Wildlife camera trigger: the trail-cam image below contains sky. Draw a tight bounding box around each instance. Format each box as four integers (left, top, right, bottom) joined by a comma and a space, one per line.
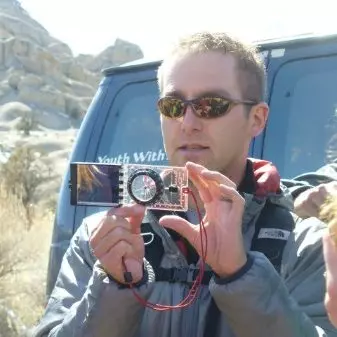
20, 0, 337, 59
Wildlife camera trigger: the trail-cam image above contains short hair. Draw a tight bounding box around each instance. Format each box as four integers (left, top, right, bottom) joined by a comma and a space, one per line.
157, 31, 266, 102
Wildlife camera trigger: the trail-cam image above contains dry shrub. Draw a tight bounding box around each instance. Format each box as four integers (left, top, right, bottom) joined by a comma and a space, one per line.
0, 185, 27, 283
0, 184, 54, 334
1, 145, 47, 230
15, 113, 38, 136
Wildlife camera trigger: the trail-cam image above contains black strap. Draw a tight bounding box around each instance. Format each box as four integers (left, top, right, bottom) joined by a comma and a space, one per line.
142, 210, 199, 271
250, 201, 296, 273
142, 222, 164, 271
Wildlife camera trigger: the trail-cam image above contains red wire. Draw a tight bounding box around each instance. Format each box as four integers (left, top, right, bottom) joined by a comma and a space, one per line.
122, 188, 208, 311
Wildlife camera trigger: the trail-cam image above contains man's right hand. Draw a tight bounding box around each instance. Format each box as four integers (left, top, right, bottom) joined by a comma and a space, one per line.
294, 181, 337, 219
89, 204, 146, 284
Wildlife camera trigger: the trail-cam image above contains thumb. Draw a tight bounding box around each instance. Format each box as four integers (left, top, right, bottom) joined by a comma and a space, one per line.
159, 215, 198, 246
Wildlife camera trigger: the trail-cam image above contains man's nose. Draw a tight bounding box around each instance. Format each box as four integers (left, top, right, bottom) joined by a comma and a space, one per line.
181, 105, 202, 134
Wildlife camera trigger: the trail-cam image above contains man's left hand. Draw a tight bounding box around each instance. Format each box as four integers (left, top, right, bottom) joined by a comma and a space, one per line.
159, 161, 247, 278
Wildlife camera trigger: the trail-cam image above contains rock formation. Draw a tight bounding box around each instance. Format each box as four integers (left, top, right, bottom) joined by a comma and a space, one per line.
0, 0, 144, 131
0, 0, 144, 206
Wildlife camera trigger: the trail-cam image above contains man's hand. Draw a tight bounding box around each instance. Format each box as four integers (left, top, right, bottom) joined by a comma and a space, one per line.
294, 181, 337, 219
89, 204, 146, 284
160, 162, 247, 278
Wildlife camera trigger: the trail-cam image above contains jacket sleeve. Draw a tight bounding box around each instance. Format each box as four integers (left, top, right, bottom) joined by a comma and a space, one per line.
33, 216, 154, 337
282, 162, 337, 199
209, 217, 337, 337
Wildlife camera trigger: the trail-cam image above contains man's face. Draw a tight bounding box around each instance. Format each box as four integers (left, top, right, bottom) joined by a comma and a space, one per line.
160, 51, 268, 175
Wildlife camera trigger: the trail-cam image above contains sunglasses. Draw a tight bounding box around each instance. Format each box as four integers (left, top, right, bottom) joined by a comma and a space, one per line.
157, 96, 257, 119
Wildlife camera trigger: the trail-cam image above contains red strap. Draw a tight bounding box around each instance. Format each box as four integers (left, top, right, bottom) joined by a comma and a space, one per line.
176, 239, 188, 257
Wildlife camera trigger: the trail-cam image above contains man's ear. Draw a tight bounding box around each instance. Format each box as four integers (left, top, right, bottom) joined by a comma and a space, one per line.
249, 102, 269, 137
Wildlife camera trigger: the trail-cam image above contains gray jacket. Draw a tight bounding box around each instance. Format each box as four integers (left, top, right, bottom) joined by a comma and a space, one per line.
283, 162, 337, 199
33, 186, 337, 337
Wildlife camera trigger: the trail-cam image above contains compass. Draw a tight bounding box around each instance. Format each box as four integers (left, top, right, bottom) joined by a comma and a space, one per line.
126, 168, 165, 206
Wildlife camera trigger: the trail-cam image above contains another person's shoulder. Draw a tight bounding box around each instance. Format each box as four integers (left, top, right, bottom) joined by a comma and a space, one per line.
276, 215, 326, 290
293, 215, 326, 246
316, 161, 337, 180
284, 215, 326, 268
266, 187, 326, 261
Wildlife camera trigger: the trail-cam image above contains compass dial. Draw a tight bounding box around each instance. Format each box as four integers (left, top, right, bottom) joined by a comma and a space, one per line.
127, 168, 164, 206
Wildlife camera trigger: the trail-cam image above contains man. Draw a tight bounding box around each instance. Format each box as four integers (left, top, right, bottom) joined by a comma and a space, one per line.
33, 31, 336, 336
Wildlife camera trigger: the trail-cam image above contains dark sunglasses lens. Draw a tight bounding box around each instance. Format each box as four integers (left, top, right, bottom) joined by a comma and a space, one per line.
158, 98, 184, 118
194, 98, 231, 118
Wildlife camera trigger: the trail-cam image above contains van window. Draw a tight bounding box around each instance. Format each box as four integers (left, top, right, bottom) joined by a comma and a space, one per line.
263, 56, 337, 178
96, 80, 168, 166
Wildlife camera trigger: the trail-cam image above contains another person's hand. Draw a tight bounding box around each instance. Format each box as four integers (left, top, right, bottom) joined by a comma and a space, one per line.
321, 196, 337, 327
160, 162, 247, 278
294, 181, 337, 219
323, 231, 337, 328
89, 204, 146, 284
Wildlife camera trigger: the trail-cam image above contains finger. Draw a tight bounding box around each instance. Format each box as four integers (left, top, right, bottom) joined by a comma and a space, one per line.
294, 191, 319, 218
306, 201, 320, 218
311, 194, 327, 214
186, 162, 209, 187
92, 226, 137, 259
199, 170, 232, 200
200, 170, 236, 189
205, 178, 223, 200
89, 215, 132, 248
108, 203, 146, 218
188, 170, 212, 203
91, 204, 143, 235
100, 240, 133, 278
186, 161, 207, 172
186, 162, 213, 202
314, 185, 329, 204
93, 204, 145, 240
101, 239, 144, 284
159, 215, 199, 250
125, 207, 146, 235
218, 184, 245, 211
298, 188, 321, 217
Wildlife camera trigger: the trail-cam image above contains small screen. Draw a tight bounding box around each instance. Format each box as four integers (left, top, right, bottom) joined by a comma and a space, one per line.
76, 164, 121, 206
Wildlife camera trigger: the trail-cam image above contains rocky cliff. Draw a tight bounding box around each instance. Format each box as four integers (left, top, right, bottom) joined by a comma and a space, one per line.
0, 0, 143, 131
0, 0, 144, 206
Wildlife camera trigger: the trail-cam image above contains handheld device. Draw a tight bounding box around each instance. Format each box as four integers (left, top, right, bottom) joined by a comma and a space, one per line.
69, 162, 189, 211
